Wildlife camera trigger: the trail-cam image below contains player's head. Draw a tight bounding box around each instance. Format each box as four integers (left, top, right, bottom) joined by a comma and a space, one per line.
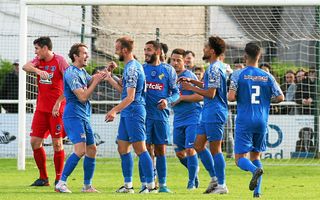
144, 40, 161, 64
68, 43, 89, 67
115, 36, 134, 62
160, 42, 169, 62
184, 50, 195, 68
194, 66, 205, 81
244, 42, 261, 64
202, 36, 226, 61
259, 62, 271, 73
170, 48, 186, 74
33, 36, 53, 59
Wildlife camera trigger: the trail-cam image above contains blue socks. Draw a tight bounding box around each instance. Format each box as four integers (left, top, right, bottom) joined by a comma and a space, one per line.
120, 152, 133, 183
179, 157, 188, 168
156, 155, 167, 186
83, 156, 96, 185
187, 154, 198, 184
237, 157, 257, 173
213, 153, 226, 185
60, 153, 80, 182
198, 148, 216, 177
252, 159, 263, 195
139, 151, 154, 184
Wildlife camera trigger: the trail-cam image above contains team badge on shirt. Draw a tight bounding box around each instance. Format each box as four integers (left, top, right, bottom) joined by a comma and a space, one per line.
158, 73, 164, 80
39, 73, 53, 84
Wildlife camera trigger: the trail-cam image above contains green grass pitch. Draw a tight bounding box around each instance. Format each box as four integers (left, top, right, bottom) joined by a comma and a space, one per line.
0, 158, 319, 200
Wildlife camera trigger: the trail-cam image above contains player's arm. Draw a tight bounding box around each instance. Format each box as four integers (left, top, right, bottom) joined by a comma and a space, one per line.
158, 69, 180, 110
178, 77, 204, 88
228, 89, 236, 102
105, 87, 135, 122
73, 73, 107, 104
181, 82, 216, 99
180, 93, 203, 102
52, 94, 65, 117
23, 61, 49, 80
270, 74, 285, 103
105, 75, 122, 93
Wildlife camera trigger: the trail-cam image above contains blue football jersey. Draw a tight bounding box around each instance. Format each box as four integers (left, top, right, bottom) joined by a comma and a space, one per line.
143, 62, 179, 121
172, 69, 201, 127
201, 61, 228, 123
230, 66, 283, 132
63, 65, 92, 120
121, 59, 146, 117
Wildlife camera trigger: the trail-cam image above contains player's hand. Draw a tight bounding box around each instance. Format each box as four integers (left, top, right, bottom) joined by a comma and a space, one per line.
92, 72, 108, 83
157, 99, 168, 110
181, 81, 193, 91
37, 70, 50, 80
107, 61, 118, 72
105, 109, 117, 122
52, 102, 60, 117
177, 77, 191, 83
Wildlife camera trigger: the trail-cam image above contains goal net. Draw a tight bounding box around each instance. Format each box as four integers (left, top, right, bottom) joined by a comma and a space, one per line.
0, 1, 319, 168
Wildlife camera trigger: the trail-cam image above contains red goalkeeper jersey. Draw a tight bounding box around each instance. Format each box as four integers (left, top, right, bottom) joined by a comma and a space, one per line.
31, 53, 69, 113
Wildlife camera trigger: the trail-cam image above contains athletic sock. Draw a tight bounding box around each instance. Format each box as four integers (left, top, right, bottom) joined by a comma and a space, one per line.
198, 148, 216, 177
213, 153, 226, 185
156, 155, 167, 186
179, 157, 188, 168
187, 154, 198, 184
252, 159, 263, 194
139, 151, 154, 188
237, 157, 257, 174
83, 156, 96, 185
33, 147, 48, 180
53, 149, 65, 181
60, 153, 81, 182
120, 152, 133, 184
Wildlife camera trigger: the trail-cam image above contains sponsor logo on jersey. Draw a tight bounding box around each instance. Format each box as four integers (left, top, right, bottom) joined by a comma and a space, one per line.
146, 82, 164, 90
158, 73, 165, 80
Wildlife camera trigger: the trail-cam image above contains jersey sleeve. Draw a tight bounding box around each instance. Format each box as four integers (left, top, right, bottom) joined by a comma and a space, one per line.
229, 69, 242, 92
166, 65, 179, 104
65, 70, 83, 91
269, 74, 283, 97
31, 57, 40, 67
207, 64, 221, 88
125, 63, 138, 88
84, 70, 92, 83
55, 54, 69, 73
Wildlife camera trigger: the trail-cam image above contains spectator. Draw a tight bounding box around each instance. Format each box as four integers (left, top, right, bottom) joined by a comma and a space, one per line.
295, 69, 306, 84
184, 50, 197, 72
280, 70, 297, 114
295, 68, 317, 115
193, 66, 205, 81
0, 59, 19, 113
259, 62, 271, 73
160, 42, 169, 63
91, 66, 121, 113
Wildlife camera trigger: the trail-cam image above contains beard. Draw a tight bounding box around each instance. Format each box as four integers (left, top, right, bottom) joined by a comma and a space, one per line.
119, 55, 124, 62
145, 53, 157, 64
202, 54, 209, 61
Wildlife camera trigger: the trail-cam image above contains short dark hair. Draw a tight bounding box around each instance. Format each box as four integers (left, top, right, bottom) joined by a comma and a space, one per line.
194, 66, 205, 72
185, 50, 195, 57
145, 40, 162, 51
259, 62, 271, 71
160, 43, 169, 54
116, 36, 134, 52
171, 48, 186, 57
68, 43, 88, 62
208, 36, 226, 57
33, 36, 52, 50
245, 42, 261, 60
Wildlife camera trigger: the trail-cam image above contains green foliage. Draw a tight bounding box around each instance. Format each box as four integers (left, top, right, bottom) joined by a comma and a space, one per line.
0, 59, 14, 88
270, 61, 308, 83
0, 158, 320, 200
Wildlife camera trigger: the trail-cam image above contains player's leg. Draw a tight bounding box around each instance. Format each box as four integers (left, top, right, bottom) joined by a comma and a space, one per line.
30, 111, 50, 186
185, 125, 198, 190
82, 121, 99, 193
50, 115, 65, 185
154, 120, 172, 193
116, 117, 134, 193
251, 152, 263, 198
55, 118, 86, 193
173, 126, 188, 174
194, 123, 217, 193
207, 123, 228, 194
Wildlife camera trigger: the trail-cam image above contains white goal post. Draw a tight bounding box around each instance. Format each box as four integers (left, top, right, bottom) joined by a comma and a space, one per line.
17, 0, 320, 170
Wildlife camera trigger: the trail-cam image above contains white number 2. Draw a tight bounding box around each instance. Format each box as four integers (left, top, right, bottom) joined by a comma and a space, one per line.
251, 85, 260, 104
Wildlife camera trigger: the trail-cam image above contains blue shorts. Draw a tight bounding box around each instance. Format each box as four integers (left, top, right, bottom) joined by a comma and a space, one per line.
234, 127, 267, 154
173, 124, 197, 152
146, 119, 170, 145
63, 117, 95, 145
117, 115, 146, 143
197, 122, 224, 142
